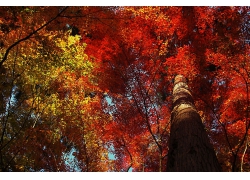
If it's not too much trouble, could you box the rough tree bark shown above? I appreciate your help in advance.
[166,75,221,172]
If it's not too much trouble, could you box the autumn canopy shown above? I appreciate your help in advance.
[0,6,250,172]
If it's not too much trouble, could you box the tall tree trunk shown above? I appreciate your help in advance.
[166,75,221,172]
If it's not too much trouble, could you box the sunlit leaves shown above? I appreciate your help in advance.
[1,6,250,172]
[0,6,110,171]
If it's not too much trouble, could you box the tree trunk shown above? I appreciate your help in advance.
[166,75,221,172]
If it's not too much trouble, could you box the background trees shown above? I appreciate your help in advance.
[0,6,250,171]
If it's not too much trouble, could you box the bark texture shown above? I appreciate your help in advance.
[166,75,221,172]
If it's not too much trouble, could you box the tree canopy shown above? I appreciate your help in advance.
[0,6,250,172]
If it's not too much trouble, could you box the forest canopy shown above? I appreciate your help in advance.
[0,6,250,172]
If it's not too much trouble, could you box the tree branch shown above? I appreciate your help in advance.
[0,6,69,68]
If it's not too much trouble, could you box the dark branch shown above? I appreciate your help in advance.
[0,6,69,68]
